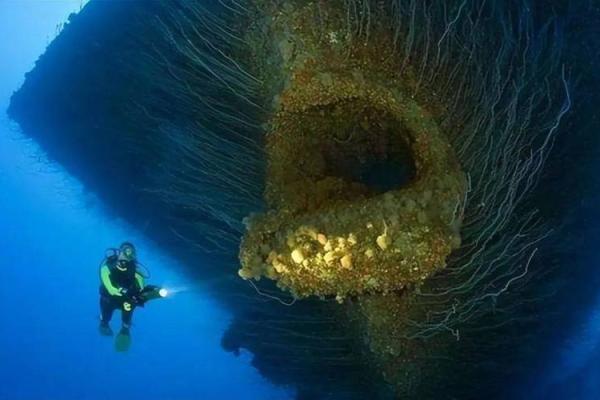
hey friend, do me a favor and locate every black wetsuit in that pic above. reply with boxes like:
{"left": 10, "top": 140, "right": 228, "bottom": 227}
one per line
{"left": 99, "top": 257, "right": 143, "bottom": 326}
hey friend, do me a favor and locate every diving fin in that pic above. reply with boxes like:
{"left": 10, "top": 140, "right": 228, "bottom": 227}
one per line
{"left": 98, "top": 321, "right": 114, "bottom": 337}
{"left": 114, "top": 327, "right": 131, "bottom": 352}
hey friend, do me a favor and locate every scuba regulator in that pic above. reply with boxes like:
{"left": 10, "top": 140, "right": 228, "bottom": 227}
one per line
{"left": 100, "top": 244, "right": 168, "bottom": 306}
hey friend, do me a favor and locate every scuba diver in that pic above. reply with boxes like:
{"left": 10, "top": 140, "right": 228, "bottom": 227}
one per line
{"left": 98, "top": 242, "right": 167, "bottom": 351}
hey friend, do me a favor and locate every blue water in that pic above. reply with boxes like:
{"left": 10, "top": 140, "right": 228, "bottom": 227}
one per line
{"left": 0, "top": 2, "right": 291, "bottom": 399}
{"left": 1, "top": 1, "right": 599, "bottom": 399}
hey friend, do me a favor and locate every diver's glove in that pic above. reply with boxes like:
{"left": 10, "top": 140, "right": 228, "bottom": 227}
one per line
{"left": 119, "top": 287, "right": 129, "bottom": 296}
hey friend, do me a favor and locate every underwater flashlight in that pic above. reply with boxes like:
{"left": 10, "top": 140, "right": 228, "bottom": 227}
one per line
{"left": 128, "top": 285, "right": 167, "bottom": 306}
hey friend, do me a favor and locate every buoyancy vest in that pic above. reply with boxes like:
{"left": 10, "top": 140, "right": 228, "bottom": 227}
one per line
{"left": 100, "top": 255, "right": 138, "bottom": 296}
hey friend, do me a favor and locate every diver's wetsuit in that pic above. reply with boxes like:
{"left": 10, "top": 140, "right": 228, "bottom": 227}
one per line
{"left": 99, "top": 256, "right": 145, "bottom": 326}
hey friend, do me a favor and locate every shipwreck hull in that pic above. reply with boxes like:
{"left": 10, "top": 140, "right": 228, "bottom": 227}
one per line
{"left": 9, "top": 0, "right": 593, "bottom": 398}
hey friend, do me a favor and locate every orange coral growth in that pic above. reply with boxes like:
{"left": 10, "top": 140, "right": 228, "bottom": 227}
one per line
{"left": 238, "top": 1, "right": 466, "bottom": 299}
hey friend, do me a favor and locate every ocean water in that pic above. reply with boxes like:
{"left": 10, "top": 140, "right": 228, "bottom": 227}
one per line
{"left": 0, "top": 2, "right": 291, "bottom": 399}
{"left": 0, "top": 130, "right": 292, "bottom": 400}
{"left": 0, "top": 1, "right": 599, "bottom": 399}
